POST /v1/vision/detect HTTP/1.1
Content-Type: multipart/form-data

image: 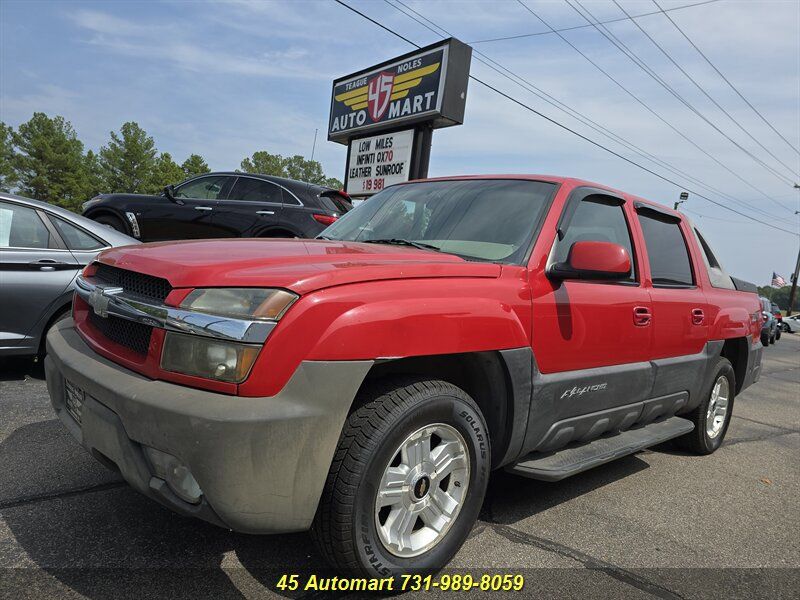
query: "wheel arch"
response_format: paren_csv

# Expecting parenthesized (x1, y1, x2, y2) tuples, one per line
(84, 208, 132, 236)
(720, 336, 748, 394)
(354, 348, 532, 470)
(36, 297, 73, 356)
(256, 226, 300, 238)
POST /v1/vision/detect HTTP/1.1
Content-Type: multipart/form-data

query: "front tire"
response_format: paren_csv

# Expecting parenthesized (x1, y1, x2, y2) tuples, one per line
(311, 378, 490, 576)
(676, 357, 735, 454)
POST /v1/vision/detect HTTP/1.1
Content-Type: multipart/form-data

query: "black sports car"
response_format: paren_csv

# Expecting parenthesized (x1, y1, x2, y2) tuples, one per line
(81, 172, 352, 241)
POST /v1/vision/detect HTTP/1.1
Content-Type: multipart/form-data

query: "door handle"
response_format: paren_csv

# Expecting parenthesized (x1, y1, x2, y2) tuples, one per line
(256, 210, 275, 215)
(193, 206, 213, 211)
(633, 306, 652, 327)
(691, 308, 705, 325)
(28, 259, 72, 271)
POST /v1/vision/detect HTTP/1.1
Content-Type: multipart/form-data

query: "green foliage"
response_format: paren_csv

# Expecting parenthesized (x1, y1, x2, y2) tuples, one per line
(241, 150, 342, 189)
(11, 113, 87, 210)
(0, 122, 17, 192)
(149, 152, 185, 193)
(240, 150, 285, 177)
(2, 114, 343, 212)
(81, 150, 105, 199)
(757, 285, 799, 311)
(99, 121, 157, 194)
(181, 154, 210, 178)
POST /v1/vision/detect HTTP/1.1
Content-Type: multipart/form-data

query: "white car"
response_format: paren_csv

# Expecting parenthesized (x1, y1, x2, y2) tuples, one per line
(782, 314, 800, 333)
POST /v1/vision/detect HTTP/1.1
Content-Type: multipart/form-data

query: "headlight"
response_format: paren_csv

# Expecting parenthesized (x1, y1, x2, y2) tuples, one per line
(180, 288, 297, 321)
(161, 332, 260, 383)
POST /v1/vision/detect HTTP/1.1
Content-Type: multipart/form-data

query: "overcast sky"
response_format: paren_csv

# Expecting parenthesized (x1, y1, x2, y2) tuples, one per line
(1, 0, 798, 284)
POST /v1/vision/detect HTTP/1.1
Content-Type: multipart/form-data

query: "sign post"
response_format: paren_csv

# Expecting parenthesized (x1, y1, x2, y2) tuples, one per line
(328, 38, 472, 199)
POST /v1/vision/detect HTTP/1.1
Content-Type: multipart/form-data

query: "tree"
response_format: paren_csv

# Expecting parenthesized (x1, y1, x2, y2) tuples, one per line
(81, 150, 105, 199)
(99, 121, 157, 194)
(321, 176, 344, 190)
(240, 150, 342, 189)
(283, 154, 325, 183)
(149, 152, 185, 192)
(11, 113, 86, 209)
(181, 154, 210, 179)
(240, 150, 285, 177)
(0, 122, 17, 192)
(758, 285, 799, 312)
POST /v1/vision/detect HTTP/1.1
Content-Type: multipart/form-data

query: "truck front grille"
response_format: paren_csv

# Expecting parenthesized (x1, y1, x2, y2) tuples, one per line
(88, 311, 153, 356)
(94, 263, 171, 303)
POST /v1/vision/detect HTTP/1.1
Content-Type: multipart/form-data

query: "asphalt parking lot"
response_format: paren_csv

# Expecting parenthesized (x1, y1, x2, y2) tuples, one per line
(1, 334, 798, 599)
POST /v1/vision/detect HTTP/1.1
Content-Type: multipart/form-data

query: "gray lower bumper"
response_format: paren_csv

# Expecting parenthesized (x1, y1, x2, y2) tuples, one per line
(45, 320, 372, 534)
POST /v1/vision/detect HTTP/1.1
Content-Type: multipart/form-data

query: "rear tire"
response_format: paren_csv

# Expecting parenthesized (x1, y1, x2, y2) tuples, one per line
(769, 333, 776, 345)
(676, 357, 735, 455)
(775, 327, 781, 341)
(93, 214, 127, 234)
(311, 378, 490, 576)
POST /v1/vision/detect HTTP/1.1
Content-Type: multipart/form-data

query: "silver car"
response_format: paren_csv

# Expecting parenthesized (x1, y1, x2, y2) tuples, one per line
(0, 192, 138, 357)
(783, 314, 800, 333)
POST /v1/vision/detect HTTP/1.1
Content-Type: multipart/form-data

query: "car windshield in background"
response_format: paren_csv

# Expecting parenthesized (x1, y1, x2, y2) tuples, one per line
(320, 179, 556, 264)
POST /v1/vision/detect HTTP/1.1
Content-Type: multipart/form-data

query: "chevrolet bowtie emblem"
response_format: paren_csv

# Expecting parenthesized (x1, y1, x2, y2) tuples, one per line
(89, 285, 123, 318)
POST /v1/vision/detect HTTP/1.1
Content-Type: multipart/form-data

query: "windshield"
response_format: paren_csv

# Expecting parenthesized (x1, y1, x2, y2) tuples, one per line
(319, 179, 556, 263)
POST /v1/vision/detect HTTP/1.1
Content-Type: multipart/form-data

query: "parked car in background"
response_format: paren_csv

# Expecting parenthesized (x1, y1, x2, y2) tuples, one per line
(0, 193, 137, 358)
(759, 297, 777, 345)
(770, 302, 783, 340)
(81, 172, 352, 241)
(782, 314, 800, 333)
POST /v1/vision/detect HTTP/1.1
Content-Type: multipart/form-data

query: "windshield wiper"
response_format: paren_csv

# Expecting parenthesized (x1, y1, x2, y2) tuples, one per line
(363, 238, 442, 252)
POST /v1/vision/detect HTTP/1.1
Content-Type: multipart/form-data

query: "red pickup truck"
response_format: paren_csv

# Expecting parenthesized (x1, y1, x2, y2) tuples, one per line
(45, 175, 763, 576)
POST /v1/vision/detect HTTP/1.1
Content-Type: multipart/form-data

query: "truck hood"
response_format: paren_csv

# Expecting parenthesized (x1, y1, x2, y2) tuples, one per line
(96, 239, 501, 294)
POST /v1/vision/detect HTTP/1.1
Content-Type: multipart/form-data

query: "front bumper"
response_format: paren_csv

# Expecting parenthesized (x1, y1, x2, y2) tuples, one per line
(45, 320, 372, 533)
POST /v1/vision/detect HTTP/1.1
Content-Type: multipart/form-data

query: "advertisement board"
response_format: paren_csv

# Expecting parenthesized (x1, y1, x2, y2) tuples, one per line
(328, 38, 471, 144)
(346, 129, 414, 196)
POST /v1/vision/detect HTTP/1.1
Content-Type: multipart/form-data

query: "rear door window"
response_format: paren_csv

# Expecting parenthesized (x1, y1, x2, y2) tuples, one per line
(228, 178, 283, 203)
(51, 216, 105, 251)
(637, 210, 694, 287)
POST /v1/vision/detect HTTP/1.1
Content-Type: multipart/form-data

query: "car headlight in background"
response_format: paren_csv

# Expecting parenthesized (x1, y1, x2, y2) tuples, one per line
(179, 288, 298, 321)
(161, 332, 260, 383)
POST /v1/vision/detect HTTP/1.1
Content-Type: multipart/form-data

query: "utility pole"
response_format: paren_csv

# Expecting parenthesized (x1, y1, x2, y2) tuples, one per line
(787, 184, 800, 316)
(674, 191, 689, 211)
(311, 128, 318, 162)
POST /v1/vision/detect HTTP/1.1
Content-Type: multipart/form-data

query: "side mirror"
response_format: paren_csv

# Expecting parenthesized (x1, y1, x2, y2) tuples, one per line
(163, 184, 182, 204)
(549, 240, 632, 281)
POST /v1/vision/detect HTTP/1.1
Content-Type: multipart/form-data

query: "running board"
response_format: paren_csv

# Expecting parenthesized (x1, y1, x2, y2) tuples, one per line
(508, 417, 694, 482)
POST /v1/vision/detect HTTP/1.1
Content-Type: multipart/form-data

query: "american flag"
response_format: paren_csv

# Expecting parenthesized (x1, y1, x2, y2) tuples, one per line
(772, 272, 787, 287)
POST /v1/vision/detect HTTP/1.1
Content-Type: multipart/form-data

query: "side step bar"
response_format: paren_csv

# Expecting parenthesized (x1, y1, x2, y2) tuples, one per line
(507, 417, 694, 482)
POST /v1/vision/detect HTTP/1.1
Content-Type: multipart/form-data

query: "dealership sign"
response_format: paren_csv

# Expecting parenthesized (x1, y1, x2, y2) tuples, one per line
(346, 129, 414, 196)
(328, 39, 471, 144)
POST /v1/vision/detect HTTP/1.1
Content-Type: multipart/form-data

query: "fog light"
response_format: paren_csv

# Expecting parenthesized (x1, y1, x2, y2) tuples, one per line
(144, 446, 202, 504)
